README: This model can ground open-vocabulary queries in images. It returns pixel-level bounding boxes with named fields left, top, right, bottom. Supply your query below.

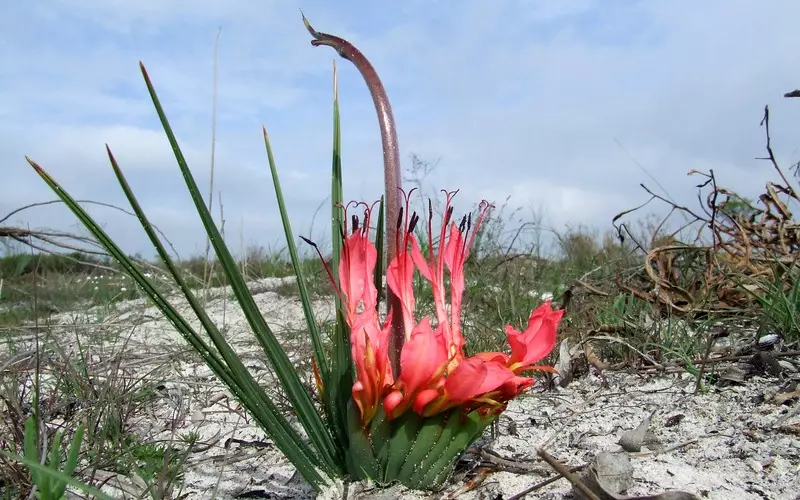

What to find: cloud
left=3, top=0, right=800, bottom=258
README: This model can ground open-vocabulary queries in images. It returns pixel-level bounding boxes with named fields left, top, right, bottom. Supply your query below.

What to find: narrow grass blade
left=139, top=62, right=340, bottom=473
left=373, top=196, right=385, bottom=310
left=262, top=126, right=329, bottom=385
left=325, top=59, right=353, bottom=454
left=41, top=430, right=61, bottom=498
left=23, top=417, right=40, bottom=489
left=330, top=60, right=344, bottom=314
left=101, top=149, right=326, bottom=474
left=27, top=158, right=328, bottom=488
left=0, top=449, right=116, bottom=500
left=53, top=424, right=83, bottom=498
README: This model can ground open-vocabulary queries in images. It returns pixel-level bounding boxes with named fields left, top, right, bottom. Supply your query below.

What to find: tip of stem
left=25, top=156, right=43, bottom=173
left=139, top=61, right=152, bottom=86
left=300, top=10, right=317, bottom=37
left=105, top=144, right=122, bottom=172
left=332, top=60, right=338, bottom=102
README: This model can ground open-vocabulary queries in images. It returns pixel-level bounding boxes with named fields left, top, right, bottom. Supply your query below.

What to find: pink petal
left=398, top=318, right=448, bottom=395
left=475, top=351, right=510, bottom=363
left=339, top=233, right=378, bottom=322
left=387, top=251, right=416, bottom=340
left=506, top=302, right=562, bottom=369
left=412, top=388, right=440, bottom=414
left=444, top=357, right=515, bottom=403
left=410, top=236, right=432, bottom=281
left=383, top=390, right=403, bottom=417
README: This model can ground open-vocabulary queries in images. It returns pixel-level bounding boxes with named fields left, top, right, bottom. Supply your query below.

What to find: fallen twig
left=537, top=449, right=600, bottom=500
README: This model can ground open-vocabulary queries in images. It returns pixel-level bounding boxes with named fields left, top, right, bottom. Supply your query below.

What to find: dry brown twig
left=1, top=199, right=181, bottom=275
left=599, top=105, right=800, bottom=319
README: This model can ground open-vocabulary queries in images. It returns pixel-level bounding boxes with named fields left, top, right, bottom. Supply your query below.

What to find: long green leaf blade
left=102, top=148, right=325, bottom=479
left=0, top=449, right=116, bottom=500
left=330, top=60, right=344, bottom=313
left=138, top=62, right=340, bottom=473
left=23, top=417, right=40, bottom=488
left=261, top=126, right=330, bottom=386
left=373, top=196, right=385, bottom=310
left=27, top=157, right=327, bottom=488
left=53, top=424, right=84, bottom=498
left=327, top=60, right=353, bottom=455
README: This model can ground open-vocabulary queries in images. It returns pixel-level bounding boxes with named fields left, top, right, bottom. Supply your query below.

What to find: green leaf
left=326, top=60, right=353, bottom=456
left=53, top=424, right=84, bottom=499
left=344, top=399, right=381, bottom=481
left=23, top=417, right=40, bottom=489
left=138, top=62, right=341, bottom=475
left=28, top=156, right=328, bottom=488
left=330, top=60, right=344, bottom=316
left=0, top=448, right=115, bottom=500
left=410, top=410, right=495, bottom=489
left=373, top=197, right=385, bottom=310
left=368, top=405, right=391, bottom=474
left=395, top=411, right=447, bottom=483
left=262, top=126, right=330, bottom=398
left=383, top=410, right=423, bottom=484
left=103, top=148, right=325, bottom=475
left=41, top=429, right=61, bottom=498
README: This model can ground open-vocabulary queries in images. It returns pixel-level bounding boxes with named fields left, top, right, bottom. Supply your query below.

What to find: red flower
left=327, top=191, right=563, bottom=425
left=335, top=203, right=394, bottom=426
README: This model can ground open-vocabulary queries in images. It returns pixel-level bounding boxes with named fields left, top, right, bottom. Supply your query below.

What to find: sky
left=3, top=0, right=800, bottom=260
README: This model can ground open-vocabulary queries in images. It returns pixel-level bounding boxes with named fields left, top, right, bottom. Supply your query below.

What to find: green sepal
left=382, top=410, right=423, bottom=484
left=345, top=399, right=381, bottom=481
left=395, top=411, right=448, bottom=483
left=368, top=406, right=391, bottom=475
left=411, top=409, right=496, bottom=489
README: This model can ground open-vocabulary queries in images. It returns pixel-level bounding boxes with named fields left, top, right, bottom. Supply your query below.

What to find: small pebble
left=747, top=458, right=763, bottom=473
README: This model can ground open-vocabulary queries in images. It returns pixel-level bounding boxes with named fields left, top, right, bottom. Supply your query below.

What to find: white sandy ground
left=2, top=277, right=799, bottom=499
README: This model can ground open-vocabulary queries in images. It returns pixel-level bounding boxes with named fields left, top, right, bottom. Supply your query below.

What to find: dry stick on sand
left=505, top=464, right=588, bottom=500
left=203, top=27, right=222, bottom=305
left=537, top=449, right=600, bottom=500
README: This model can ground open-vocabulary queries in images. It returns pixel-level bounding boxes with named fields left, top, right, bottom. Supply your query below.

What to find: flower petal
left=339, top=231, right=378, bottom=323
left=444, top=356, right=515, bottom=403
left=506, top=301, right=562, bottom=370
left=399, top=318, right=448, bottom=396
left=387, top=250, right=416, bottom=340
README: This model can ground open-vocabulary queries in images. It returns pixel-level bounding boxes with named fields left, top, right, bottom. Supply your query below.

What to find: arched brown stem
left=303, top=14, right=405, bottom=375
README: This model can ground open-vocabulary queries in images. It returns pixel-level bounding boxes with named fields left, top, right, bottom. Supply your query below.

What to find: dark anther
left=352, top=215, right=359, bottom=233
left=467, top=212, right=472, bottom=232
left=459, top=214, right=467, bottom=232
left=408, top=213, right=419, bottom=234
left=300, top=235, right=318, bottom=248
left=444, top=206, right=454, bottom=228
left=428, top=199, right=433, bottom=219
left=396, top=207, right=405, bottom=231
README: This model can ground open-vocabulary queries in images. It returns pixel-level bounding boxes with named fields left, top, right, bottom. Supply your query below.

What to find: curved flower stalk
left=303, top=14, right=407, bottom=374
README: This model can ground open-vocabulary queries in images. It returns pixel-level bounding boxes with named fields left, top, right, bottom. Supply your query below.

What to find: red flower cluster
left=332, top=191, right=563, bottom=426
